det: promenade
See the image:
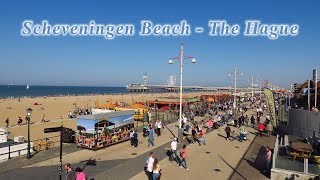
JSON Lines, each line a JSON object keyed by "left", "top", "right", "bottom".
{"left": 0, "top": 109, "right": 273, "bottom": 180}
{"left": 131, "top": 110, "right": 265, "bottom": 180}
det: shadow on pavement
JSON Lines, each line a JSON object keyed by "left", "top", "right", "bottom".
{"left": 218, "top": 154, "right": 247, "bottom": 180}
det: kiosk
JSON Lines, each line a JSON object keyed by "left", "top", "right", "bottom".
{"left": 76, "top": 110, "right": 134, "bottom": 150}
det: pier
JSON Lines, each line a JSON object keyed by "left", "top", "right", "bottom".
{"left": 126, "top": 84, "right": 259, "bottom": 93}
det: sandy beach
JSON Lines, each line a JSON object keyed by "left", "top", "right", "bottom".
{"left": 0, "top": 92, "right": 219, "bottom": 142}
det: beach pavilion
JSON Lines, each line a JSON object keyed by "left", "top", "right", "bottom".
{"left": 76, "top": 110, "right": 135, "bottom": 150}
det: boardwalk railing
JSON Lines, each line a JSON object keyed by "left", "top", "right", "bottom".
{"left": 0, "top": 142, "right": 34, "bottom": 161}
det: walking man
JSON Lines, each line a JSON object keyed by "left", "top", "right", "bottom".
{"left": 169, "top": 138, "right": 177, "bottom": 162}
{"left": 148, "top": 125, "right": 155, "bottom": 147}
{"left": 245, "top": 115, "right": 249, "bottom": 127}
{"left": 225, "top": 124, "right": 231, "bottom": 141}
{"left": 155, "top": 119, "right": 162, "bottom": 136}
{"left": 179, "top": 145, "right": 189, "bottom": 170}
{"left": 145, "top": 152, "right": 154, "bottom": 180}
{"left": 64, "top": 163, "right": 76, "bottom": 180}
{"left": 239, "top": 125, "right": 245, "bottom": 142}
{"left": 250, "top": 116, "right": 255, "bottom": 128}
{"left": 191, "top": 126, "right": 197, "bottom": 144}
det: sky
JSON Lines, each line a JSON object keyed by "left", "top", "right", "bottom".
{"left": 0, "top": 0, "right": 319, "bottom": 88}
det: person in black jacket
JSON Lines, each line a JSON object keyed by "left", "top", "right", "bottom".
{"left": 132, "top": 130, "right": 138, "bottom": 147}
{"left": 225, "top": 124, "right": 231, "bottom": 141}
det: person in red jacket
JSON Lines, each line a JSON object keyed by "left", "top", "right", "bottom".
{"left": 258, "top": 123, "right": 265, "bottom": 137}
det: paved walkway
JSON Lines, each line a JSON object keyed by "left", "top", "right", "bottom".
{"left": 131, "top": 110, "right": 266, "bottom": 180}
{"left": 230, "top": 134, "right": 276, "bottom": 180}
{"left": 0, "top": 109, "right": 270, "bottom": 180}
{"left": 0, "top": 143, "right": 78, "bottom": 174}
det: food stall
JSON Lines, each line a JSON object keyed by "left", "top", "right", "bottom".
{"left": 76, "top": 110, "right": 135, "bottom": 150}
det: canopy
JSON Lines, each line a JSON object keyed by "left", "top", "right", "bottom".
{"left": 207, "top": 98, "right": 215, "bottom": 102}
{"left": 95, "top": 99, "right": 119, "bottom": 109}
{"left": 128, "top": 103, "right": 147, "bottom": 109}
{"left": 160, "top": 106, "right": 170, "bottom": 111}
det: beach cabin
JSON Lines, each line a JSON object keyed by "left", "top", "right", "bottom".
{"left": 76, "top": 110, "right": 134, "bottom": 150}
{"left": 0, "top": 128, "right": 8, "bottom": 143}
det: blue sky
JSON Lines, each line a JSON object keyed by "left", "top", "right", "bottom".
{"left": 0, "top": 0, "right": 319, "bottom": 88}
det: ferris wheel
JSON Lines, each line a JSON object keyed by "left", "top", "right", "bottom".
{"left": 167, "top": 73, "right": 177, "bottom": 86}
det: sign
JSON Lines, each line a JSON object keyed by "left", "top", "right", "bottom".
{"left": 44, "top": 127, "right": 61, "bottom": 133}
{"left": 264, "top": 89, "right": 277, "bottom": 127}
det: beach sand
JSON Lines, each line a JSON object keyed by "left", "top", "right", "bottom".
{"left": 0, "top": 92, "right": 218, "bottom": 142}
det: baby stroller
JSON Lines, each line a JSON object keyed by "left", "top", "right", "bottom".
{"left": 143, "top": 126, "right": 149, "bottom": 137}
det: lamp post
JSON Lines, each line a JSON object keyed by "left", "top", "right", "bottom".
{"left": 168, "top": 44, "right": 196, "bottom": 142}
{"left": 26, "top": 107, "right": 33, "bottom": 159}
{"left": 228, "top": 66, "right": 244, "bottom": 110}
{"left": 155, "top": 99, "right": 158, "bottom": 121}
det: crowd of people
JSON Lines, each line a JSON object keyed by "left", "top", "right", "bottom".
{"left": 54, "top": 96, "right": 278, "bottom": 180}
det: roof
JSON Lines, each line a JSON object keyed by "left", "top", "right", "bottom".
{"left": 78, "top": 110, "right": 135, "bottom": 120}
{"left": 128, "top": 103, "right": 147, "bottom": 109}
{"left": 148, "top": 97, "right": 200, "bottom": 104}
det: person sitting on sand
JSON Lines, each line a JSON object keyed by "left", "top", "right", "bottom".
{"left": 17, "top": 117, "right": 22, "bottom": 126}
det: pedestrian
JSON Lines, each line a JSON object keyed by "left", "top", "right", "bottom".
{"left": 225, "top": 124, "right": 231, "bottom": 141}
{"left": 245, "top": 115, "right": 249, "bottom": 127}
{"left": 130, "top": 128, "right": 134, "bottom": 146}
{"left": 264, "top": 146, "right": 272, "bottom": 174}
{"left": 182, "top": 116, "right": 187, "bottom": 129}
{"left": 146, "top": 152, "right": 155, "bottom": 180}
{"left": 169, "top": 138, "right": 177, "bottom": 162}
{"left": 5, "top": 118, "right": 9, "bottom": 128}
{"left": 231, "top": 131, "right": 237, "bottom": 141}
{"left": 41, "top": 114, "right": 46, "bottom": 123}
{"left": 132, "top": 130, "right": 138, "bottom": 147}
{"left": 64, "top": 163, "right": 76, "bottom": 180}
{"left": 239, "top": 125, "right": 245, "bottom": 142}
{"left": 191, "top": 126, "right": 197, "bottom": 145}
{"left": 148, "top": 125, "right": 155, "bottom": 147}
{"left": 266, "top": 123, "right": 273, "bottom": 137}
{"left": 179, "top": 145, "right": 189, "bottom": 170}
{"left": 152, "top": 158, "right": 161, "bottom": 180}
{"left": 199, "top": 128, "right": 206, "bottom": 146}
{"left": 257, "top": 116, "right": 261, "bottom": 125}
{"left": 155, "top": 119, "right": 162, "bottom": 136}
{"left": 75, "top": 167, "right": 86, "bottom": 180}
{"left": 250, "top": 116, "right": 255, "bottom": 128}
{"left": 258, "top": 123, "right": 265, "bottom": 137}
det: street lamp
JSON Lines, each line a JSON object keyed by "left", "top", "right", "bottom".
{"left": 168, "top": 43, "right": 196, "bottom": 142}
{"left": 26, "top": 107, "right": 32, "bottom": 159}
{"left": 155, "top": 99, "right": 158, "bottom": 121}
{"left": 228, "top": 66, "right": 244, "bottom": 109}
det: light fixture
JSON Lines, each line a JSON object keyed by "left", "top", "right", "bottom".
{"left": 168, "top": 59, "right": 173, "bottom": 64}
{"left": 26, "top": 108, "right": 33, "bottom": 117}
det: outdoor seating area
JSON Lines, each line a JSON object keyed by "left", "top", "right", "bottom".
{"left": 273, "top": 134, "right": 320, "bottom": 177}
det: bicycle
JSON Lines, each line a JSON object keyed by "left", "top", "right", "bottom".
{"left": 35, "top": 138, "right": 54, "bottom": 151}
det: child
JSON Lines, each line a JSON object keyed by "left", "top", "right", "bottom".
{"left": 231, "top": 131, "right": 236, "bottom": 141}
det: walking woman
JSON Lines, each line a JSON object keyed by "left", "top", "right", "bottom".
{"left": 152, "top": 158, "right": 161, "bottom": 180}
